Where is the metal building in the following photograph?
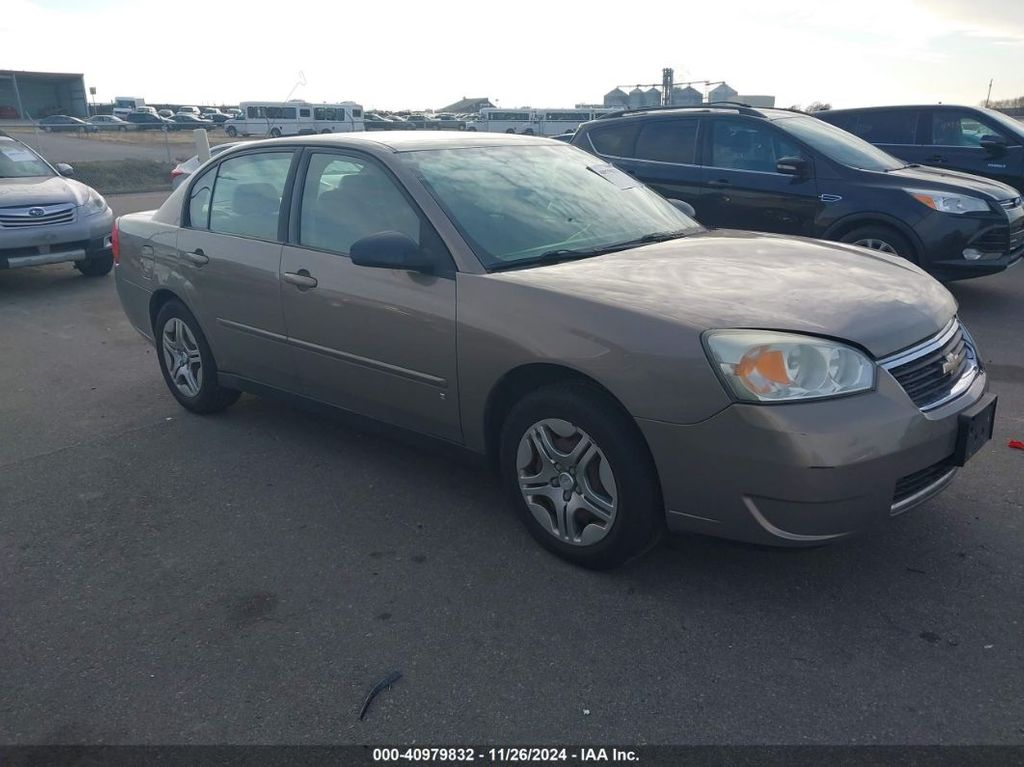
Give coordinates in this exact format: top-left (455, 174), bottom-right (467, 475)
top-left (0, 70), bottom-right (88, 119)
top-left (603, 88), bottom-right (629, 108)
top-left (670, 85), bottom-right (703, 106)
top-left (708, 82), bottom-right (739, 103)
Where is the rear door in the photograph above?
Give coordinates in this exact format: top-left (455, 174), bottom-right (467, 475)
top-left (176, 148), bottom-right (299, 391)
top-left (702, 116), bottom-right (819, 236)
top-left (923, 108), bottom-right (1024, 190)
top-left (278, 149), bottom-right (461, 441)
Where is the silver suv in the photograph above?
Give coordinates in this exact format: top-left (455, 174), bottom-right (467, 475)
top-left (0, 132), bottom-right (114, 276)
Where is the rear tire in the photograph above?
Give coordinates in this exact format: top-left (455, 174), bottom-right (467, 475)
top-left (154, 300), bottom-right (240, 414)
top-left (499, 383), bottom-right (662, 569)
top-left (269, 128), bottom-right (282, 138)
top-left (839, 225), bottom-right (916, 263)
top-left (75, 254), bottom-right (113, 277)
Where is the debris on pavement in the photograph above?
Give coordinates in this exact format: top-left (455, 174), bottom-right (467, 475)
top-left (1008, 440), bottom-right (1024, 451)
top-left (359, 670), bottom-right (402, 721)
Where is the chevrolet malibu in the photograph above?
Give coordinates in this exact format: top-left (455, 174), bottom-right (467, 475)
top-left (113, 133), bottom-right (996, 568)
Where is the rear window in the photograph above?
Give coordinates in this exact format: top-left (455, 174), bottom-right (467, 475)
top-left (586, 123), bottom-right (640, 157)
top-left (852, 110), bottom-right (918, 144)
top-left (634, 119), bottom-right (698, 164)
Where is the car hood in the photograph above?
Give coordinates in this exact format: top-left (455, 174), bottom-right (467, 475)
top-left (0, 176), bottom-right (91, 207)
top-left (490, 230), bottom-right (956, 358)
top-left (883, 163), bottom-right (1019, 200)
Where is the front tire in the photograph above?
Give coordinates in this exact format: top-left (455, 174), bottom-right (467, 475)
top-left (154, 300), bottom-right (240, 414)
top-left (839, 225), bottom-right (916, 263)
top-left (225, 125), bottom-right (237, 137)
top-left (499, 383), bottom-right (662, 569)
top-left (269, 128), bottom-right (282, 138)
top-left (75, 254), bottom-right (113, 277)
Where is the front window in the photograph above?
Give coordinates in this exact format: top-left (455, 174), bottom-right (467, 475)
top-left (401, 144), bottom-right (699, 269)
top-left (776, 115), bottom-right (905, 172)
top-left (977, 108), bottom-right (1024, 144)
top-left (0, 140), bottom-right (55, 178)
top-left (710, 119), bottom-right (803, 172)
top-left (931, 110), bottom-right (1012, 147)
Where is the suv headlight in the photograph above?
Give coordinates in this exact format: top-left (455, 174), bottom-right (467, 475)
top-left (906, 189), bottom-right (990, 214)
top-left (82, 188), bottom-right (107, 216)
top-left (704, 330), bottom-right (875, 403)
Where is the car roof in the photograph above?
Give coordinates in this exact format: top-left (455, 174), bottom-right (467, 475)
top-left (581, 103), bottom-right (805, 126)
top-left (244, 131), bottom-right (565, 152)
top-left (824, 104), bottom-right (985, 114)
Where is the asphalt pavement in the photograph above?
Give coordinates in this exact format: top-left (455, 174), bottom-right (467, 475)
top-left (8, 130), bottom-right (227, 163)
top-left (0, 192), bottom-right (1022, 745)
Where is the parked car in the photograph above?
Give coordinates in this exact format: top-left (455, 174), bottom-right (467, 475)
top-left (134, 106), bottom-right (159, 116)
top-left (38, 115), bottom-right (96, 133)
top-left (225, 108), bottom-right (243, 119)
top-left (124, 112), bottom-right (175, 131)
top-left (87, 114), bottom-right (131, 132)
top-left (172, 114), bottom-right (216, 129)
top-left (113, 133), bottom-right (995, 568)
top-left (157, 109), bottom-right (174, 118)
top-left (364, 113), bottom-right (395, 131)
top-left (169, 141), bottom-right (242, 189)
top-left (176, 106), bottom-right (201, 117)
top-left (200, 108), bottom-right (230, 124)
top-left (572, 104), bottom-right (1023, 281)
top-left (818, 104), bottom-right (1024, 194)
top-left (0, 133), bottom-right (114, 276)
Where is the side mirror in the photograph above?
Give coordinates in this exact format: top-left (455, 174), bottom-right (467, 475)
top-left (668, 198), bottom-right (697, 218)
top-left (55, 162), bottom-right (74, 176)
top-left (776, 156), bottom-right (810, 176)
top-left (350, 231), bottom-right (434, 273)
top-left (979, 135), bottom-right (1007, 155)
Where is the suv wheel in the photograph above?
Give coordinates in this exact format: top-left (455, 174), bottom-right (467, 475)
top-left (225, 125), bottom-right (237, 137)
top-left (75, 254), bottom-right (113, 277)
top-left (499, 383), bottom-right (662, 569)
top-left (840, 225), bottom-right (915, 262)
top-left (154, 300), bottom-right (240, 414)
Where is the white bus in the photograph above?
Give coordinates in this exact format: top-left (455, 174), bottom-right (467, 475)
top-left (465, 107), bottom-right (615, 136)
top-left (112, 97), bottom-right (146, 119)
top-left (224, 101), bottom-right (365, 138)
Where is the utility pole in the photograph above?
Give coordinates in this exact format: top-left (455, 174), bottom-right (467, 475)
top-left (985, 79), bottom-right (993, 108)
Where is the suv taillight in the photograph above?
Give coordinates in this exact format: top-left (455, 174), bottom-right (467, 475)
top-left (111, 219), bottom-right (120, 265)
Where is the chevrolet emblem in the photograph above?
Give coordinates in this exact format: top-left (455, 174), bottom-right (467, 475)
top-left (941, 349), bottom-right (964, 376)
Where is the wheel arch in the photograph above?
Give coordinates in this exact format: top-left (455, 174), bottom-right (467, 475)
top-left (822, 213), bottom-right (924, 261)
top-left (482, 362), bottom-right (655, 470)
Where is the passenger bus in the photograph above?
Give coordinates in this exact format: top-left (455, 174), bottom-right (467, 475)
top-left (224, 101), bottom-right (365, 138)
top-left (465, 108), bottom-right (617, 136)
top-left (112, 97), bottom-right (146, 119)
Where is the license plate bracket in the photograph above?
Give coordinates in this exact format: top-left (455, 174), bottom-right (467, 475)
top-left (954, 393), bottom-right (997, 466)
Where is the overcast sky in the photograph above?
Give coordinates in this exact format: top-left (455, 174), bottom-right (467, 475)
top-left (5, 0), bottom-right (1023, 110)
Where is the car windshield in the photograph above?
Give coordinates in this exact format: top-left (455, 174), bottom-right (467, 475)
top-left (401, 144), bottom-right (700, 269)
top-left (0, 140), bottom-right (54, 178)
top-left (778, 115), bottom-right (906, 172)
top-left (978, 108), bottom-right (1024, 141)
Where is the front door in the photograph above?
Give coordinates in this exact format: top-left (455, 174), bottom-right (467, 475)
top-left (924, 109), bottom-right (1024, 192)
top-left (614, 117), bottom-right (707, 219)
top-left (279, 150), bottom-right (461, 441)
top-left (701, 116), bottom-right (820, 236)
top-left (176, 148), bottom-right (298, 391)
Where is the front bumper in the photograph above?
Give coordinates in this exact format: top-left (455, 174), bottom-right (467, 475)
top-left (0, 207), bottom-right (113, 269)
top-left (916, 205), bottom-right (1024, 280)
top-left (637, 369), bottom-right (990, 546)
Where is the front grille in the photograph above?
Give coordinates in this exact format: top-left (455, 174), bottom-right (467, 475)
top-left (0, 204), bottom-right (76, 228)
top-left (998, 197), bottom-right (1022, 210)
top-left (973, 221), bottom-right (1024, 256)
top-left (882, 319), bottom-right (979, 411)
top-left (893, 459), bottom-right (954, 506)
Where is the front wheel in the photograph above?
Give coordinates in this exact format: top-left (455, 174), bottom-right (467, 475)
top-left (154, 300), bottom-right (240, 414)
top-left (75, 254), bottom-right (113, 277)
top-left (839, 225), bottom-right (916, 263)
top-left (499, 383), bottom-right (662, 569)
top-left (269, 128), bottom-right (282, 138)
top-left (225, 125), bottom-right (237, 137)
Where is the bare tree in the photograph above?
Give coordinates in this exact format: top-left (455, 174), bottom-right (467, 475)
top-left (806, 101), bottom-right (832, 112)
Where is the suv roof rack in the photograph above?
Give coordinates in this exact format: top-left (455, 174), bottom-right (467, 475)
top-left (596, 102), bottom-right (766, 120)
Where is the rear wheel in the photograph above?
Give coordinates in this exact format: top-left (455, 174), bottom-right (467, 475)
top-left (499, 383), bottom-right (662, 569)
top-left (839, 225), bottom-right (916, 262)
top-left (269, 128), bottom-right (282, 138)
top-left (75, 254), bottom-right (113, 277)
top-left (505, 128), bottom-right (516, 134)
top-left (320, 128), bottom-right (332, 134)
top-left (154, 300), bottom-right (240, 414)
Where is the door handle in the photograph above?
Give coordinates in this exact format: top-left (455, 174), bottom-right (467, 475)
top-left (707, 179), bottom-right (731, 188)
top-left (282, 269), bottom-right (318, 290)
top-left (182, 248), bottom-right (209, 266)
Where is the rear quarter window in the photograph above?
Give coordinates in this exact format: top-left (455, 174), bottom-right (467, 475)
top-left (586, 123), bottom-right (640, 157)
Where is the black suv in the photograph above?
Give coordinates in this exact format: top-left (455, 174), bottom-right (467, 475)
top-left (571, 104), bottom-right (1023, 280)
top-left (818, 104), bottom-right (1024, 194)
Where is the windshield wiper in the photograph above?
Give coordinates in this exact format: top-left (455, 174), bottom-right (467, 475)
top-left (490, 230), bottom-right (693, 272)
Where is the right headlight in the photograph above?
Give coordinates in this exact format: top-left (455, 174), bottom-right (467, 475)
top-left (704, 330), bottom-right (876, 403)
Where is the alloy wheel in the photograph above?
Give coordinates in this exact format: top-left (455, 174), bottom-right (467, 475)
top-left (516, 418), bottom-right (618, 546)
top-left (852, 238), bottom-right (897, 254)
top-left (161, 318), bottom-right (203, 397)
